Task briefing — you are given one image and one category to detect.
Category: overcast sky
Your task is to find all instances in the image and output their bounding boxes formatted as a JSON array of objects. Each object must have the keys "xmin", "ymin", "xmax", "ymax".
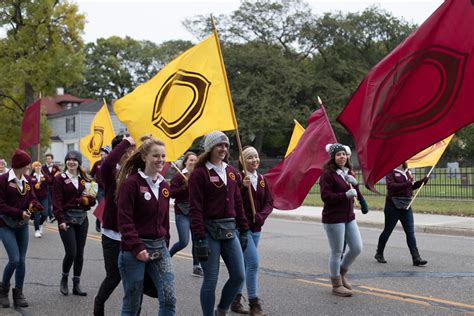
[{"xmin": 76, "ymin": 0, "xmax": 444, "ymax": 44}]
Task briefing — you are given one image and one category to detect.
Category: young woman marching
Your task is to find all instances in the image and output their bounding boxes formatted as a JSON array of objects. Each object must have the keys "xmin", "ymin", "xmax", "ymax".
[
  {"xmin": 30, "ymin": 161, "xmax": 51, "ymax": 238},
  {"xmin": 374, "ymin": 162, "xmax": 429, "ymax": 266},
  {"xmin": 231, "ymin": 146, "xmax": 273, "ymax": 316},
  {"xmin": 117, "ymin": 135, "xmax": 176, "ymax": 316},
  {"xmin": 319, "ymin": 143, "xmax": 368, "ymax": 297},
  {"xmin": 42, "ymin": 153, "xmax": 60, "ymax": 222},
  {"xmin": 53, "ymin": 151, "xmax": 96, "ymax": 297},
  {"xmin": 169, "ymin": 151, "xmax": 204, "ymax": 277},
  {"xmin": 188, "ymin": 130, "xmax": 249, "ymax": 316},
  {"xmin": 0, "ymin": 149, "xmax": 43, "ymax": 308},
  {"xmin": 93, "ymin": 135, "xmax": 135, "ymax": 316}
]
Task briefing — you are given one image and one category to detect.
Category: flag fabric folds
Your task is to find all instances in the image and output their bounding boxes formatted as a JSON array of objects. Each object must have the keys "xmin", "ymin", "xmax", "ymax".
[
  {"xmin": 19, "ymin": 99, "xmax": 41, "ymax": 150},
  {"xmin": 265, "ymin": 107, "xmax": 337, "ymax": 210},
  {"xmin": 80, "ymin": 103, "xmax": 116, "ymax": 166},
  {"xmin": 114, "ymin": 33, "xmax": 237, "ymax": 162},
  {"xmin": 407, "ymin": 134, "xmax": 454, "ymax": 169},
  {"xmin": 337, "ymin": 0, "xmax": 474, "ymax": 190},
  {"xmin": 285, "ymin": 119, "xmax": 305, "ymax": 157}
]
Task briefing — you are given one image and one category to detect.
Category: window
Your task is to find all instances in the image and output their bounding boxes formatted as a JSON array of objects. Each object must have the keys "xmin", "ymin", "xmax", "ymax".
[
  {"xmin": 67, "ymin": 143, "xmax": 75, "ymax": 152},
  {"xmin": 66, "ymin": 117, "xmax": 75, "ymax": 133}
]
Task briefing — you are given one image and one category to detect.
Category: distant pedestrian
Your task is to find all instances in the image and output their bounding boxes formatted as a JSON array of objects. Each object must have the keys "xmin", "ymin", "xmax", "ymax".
[
  {"xmin": 188, "ymin": 131, "xmax": 249, "ymax": 316},
  {"xmin": 319, "ymin": 143, "xmax": 367, "ymax": 297},
  {"xmin": 231, "ymin": 146, "xmax": 273, "ymax": 316},
  {"xmin": 29, "ymin": 161, "xmax": 51, "ymax": 238},
  {"xmin": 42, "ymin": 153, "xmax": 60, "ymax": 222},
  {"xmin": 93, "ymin": 135, "xmax": 135, "ymax": 316},
  {"xmin": 0, "ymin": 149, "xmax": 43, "ymax": 308},
  {"xmin": 53, "ymin": 151, "xmax": 96, "ymax": 297},
  {"xmin": 374, "ymin": 162, "xmax": 429, "ymax": 266},
  {"xmin": 117, "ymin": 135, "xmax": 176, "ymax": 316},
  {"xmin": 0, "ymin": 159, "xmax": 9, "ymax": 175},
  {"xmin": 90, "ymin": 146, "xmax": 110, "ymax": 232},
  {"xmin": 169, "ymin": 151, "xmax": 205, "ymax": 277}
]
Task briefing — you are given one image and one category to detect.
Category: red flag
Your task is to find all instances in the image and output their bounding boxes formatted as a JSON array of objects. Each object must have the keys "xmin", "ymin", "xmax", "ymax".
[
  {"xmin": 160, "ymin": 162, "xmax": 171, "ymax": 177},
  {"xmin": 93, "ymin": 199, "xmax": 106, "ymax": 223},
  {"xmin": 265, "ymin": 106, "xmax": 337, "ymax": 210},
  {"xmin": 19, "ymin": 99, "xmax": 41, "ymax": 150},
  {"xmin": 337, "ymin": 0, "xmax": 474, "ymax": 191}
]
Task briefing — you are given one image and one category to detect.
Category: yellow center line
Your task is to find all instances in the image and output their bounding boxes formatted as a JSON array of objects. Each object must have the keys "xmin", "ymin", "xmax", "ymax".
[{"xmin": 44, "ymin": 226, "xmax": 102, "ymax": 241}]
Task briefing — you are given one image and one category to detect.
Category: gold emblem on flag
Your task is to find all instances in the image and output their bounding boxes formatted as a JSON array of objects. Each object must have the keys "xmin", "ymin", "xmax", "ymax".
[{"xmin": 88, "ymin": 126, "xmax": 104, "ymax": 158}]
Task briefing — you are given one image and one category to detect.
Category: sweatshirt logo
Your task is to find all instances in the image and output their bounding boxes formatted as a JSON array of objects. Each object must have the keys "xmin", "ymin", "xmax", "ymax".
[
  {"xmin": 162, "ymin": 188, "xmax": 169, "ymax": 198},
  {"xmin": 259, "ymin": 179, "xmax": 265, "ymax": 188},
  {"xmin": 228, "ymin": 172, "xmax": 236, "ymax": 181}
]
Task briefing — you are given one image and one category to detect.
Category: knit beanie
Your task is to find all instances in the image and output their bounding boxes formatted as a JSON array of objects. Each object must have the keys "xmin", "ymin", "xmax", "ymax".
[
  {"xmin": 65, "ymin": 150, "xmax": 83, "ymax": 166},
  {"xmin": 239, "ymin": 146, "xmax": 258, "ymax": 165},
  {"xmin": 203, "ymin": 131, "xmax": 230, "ymax": 153},
  {"xmin": 11, "ymin": 149, "xmax": 31, "ymax": 169},
  {"xmin": 325, "ymin": 143, "xmax": 347, "ymax": 159},
  {"xmin": 100, "ymin": 145, "xmax": 111, "ymax": 154}
]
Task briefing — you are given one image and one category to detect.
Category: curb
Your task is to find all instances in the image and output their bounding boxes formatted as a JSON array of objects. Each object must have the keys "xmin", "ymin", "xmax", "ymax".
[{"xmin": 269, "ymin": 213, "xmax": 474, "ymax": 238}]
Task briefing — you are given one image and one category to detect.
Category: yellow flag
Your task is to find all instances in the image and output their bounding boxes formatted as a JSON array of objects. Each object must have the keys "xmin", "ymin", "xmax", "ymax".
[
  {"xmin": 285, "ymin": 119, "xmax": 305, "ymax": 157},
  {"xmin": 80, "ymin": 103, "xmax": 116, "ymax": 166},
  {"xmin": 407, "ymin": 134, "xmax": 454, "ymax": 168},
  {"xmin": 114, "ymin": 33, "xmax": 237, "ymax": 161}
]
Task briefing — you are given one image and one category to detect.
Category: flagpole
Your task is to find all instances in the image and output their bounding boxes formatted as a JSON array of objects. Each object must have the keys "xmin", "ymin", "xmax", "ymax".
[
  {"xmin": 405, "ymin": 165, "xmax": 435, "ymax": 210},
  {"xmin": 37, "ymin": 92, "xmax": 42, "ymax": 161},
  {"xmin": 211, "ymin": 15, "xmax": 257, "ymax": 222},
  {"xmin": 171, "ymin": 162, "xmax": 187, "ymax": 180}
]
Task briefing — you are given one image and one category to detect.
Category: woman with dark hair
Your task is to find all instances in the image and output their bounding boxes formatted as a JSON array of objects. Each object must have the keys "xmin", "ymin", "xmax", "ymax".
[
  {"xmin": 374, "ymin": 162, "xmax": 429, "ymax": 266},
  {"xmin": 117, "ymin": 135, "xmax": 176, "ymax": 316},
  {"xmin": 53, "ymin": 150, "xmax": 96, "ymax": 297},
  {"xmin": 169, "ymin": 151, "xmax": 204, "ymax": 277},
  {"xmin": 93, "ymin": 135, "xmax": 135, "ymax": 316},
  {"xmin": 319, "ymin": 143, "xmax": 368, "ymax": 297},
  {"xmin": 188, "ymin": 130, "xmax": 249, "ymax": 316},
  {"xmin": 0, "ymin": 149, "xmax": 43, "ymax": 308}
]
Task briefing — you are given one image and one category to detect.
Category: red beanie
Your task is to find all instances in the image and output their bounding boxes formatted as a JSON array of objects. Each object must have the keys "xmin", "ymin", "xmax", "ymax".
[{"xmin": 11, "ymin": 149, "xmax": 31, "ymax": 169}]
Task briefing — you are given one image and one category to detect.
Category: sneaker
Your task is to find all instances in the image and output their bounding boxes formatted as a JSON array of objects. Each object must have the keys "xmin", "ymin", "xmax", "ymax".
[
  {"xmin": 192, "ymin": 266, "xmax": 204, "ymax": 277},
  {"xmin": 34, "ymin": 230, "xmax": 42, "ymax": 238},
  {"xmin": 49, "ymin": 216, "xmax": 56, "ymax": 223},
  {"xmin": 39, "ymin": 225, "xmax": 44, "ymax": 234}
]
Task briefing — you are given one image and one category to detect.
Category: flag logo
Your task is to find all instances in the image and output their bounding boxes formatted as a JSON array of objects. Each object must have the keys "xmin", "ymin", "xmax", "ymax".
[
  {"xmin": 152, "ymin": 70, "xmax": 211, "ymax": 139},
  {"xmin": 371, "ymin": 45, "xmax": 467, "ymax": 139},
  {"xmin": 88, "ymin": 126, "xmax": 105, "ymax": 158}
]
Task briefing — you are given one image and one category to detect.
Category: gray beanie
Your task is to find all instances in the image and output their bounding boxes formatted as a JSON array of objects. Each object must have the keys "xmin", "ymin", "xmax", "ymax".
[
  {"xmin": 65, "ymin": 150, "xmax": 83, "ymax": 166},
  {"xmin": 203, "ymin": 131, "xmax": 230, "ymax": 153}
]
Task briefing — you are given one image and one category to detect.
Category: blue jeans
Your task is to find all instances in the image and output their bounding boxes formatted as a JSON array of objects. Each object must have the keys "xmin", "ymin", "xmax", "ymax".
[
  {"xmin": 34, "ymin": 198, "xmax": 49, "ymax": 230},
  {"xmin": 237, "ymin": 231, "xmax": 261, "ymax": 299},
  {"xmin": 323, "ymin": 220, "xmax": 363, "ymax": 277},
  {"xmin": 0, "ymin": 225, "xmax": 29, "ymax": 289},
  {"xmin": 200, "ymin": 232, "xmax": 245, "ymax": 316},
  {"xmin": 47, "ymin": 186, "xmax": 54, "ymax": 218},
  {"xmin": 169, "ymin": 214, "xmax": 198, "ymax": 266},
  {"xmin": 118, "ymin": 250, "xmax": 176, "ymax": 316},
  {"xmin": 377, "ymin": 199, "xmax": 417, "ymax": 253}
]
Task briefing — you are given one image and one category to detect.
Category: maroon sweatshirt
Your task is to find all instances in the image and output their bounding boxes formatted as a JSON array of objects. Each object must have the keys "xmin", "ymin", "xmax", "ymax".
[
  {"xmin": 170, "ymin": 172, "xmax": 189, "ymax": 215},
  {"xmin": 101, "ymin": 139, "xmax": 132, "ymax": 232},
  {"xmin": 238, "ymin": 171, "xmax": 274, "ymax": 232},
  {"xmin": 319, "ymin": 169, "xmax": 364, "ymax": 224},
  {"xmin": 29, "ymin": 173, "xmax": 51, "ymax": 200},
  {"xmin": 117, "ymin": 173, "xmax": 171, "ymax": 257},
  {"xmin": 0, "ymin": 172, "xmax": 40, "ymax": 227},
  {"xmin": 53, "ymin": 172, "xmax": 96, "ymax": 225},
  {"xmin": 386, "ymin": 169, "xmax": 424, "ymax": 200},
  {"xmin": 188, "ymin": 164, "xmax": 249, "ymax": 239},
  {"xmin": 42, "ymin": 164, "xmax": 60, "ymax": 185},
  {"xmin": 90, "ymin": 159, "xmax": 104, "ymax": 189}
]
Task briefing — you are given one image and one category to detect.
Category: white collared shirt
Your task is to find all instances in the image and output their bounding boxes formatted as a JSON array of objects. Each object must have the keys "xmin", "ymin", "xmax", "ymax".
[
  {"xmin": 245, "ymin": 170, "xmax": 258, "ymax": 191},
  {"xmin": 101, "ymin": 228, "xmax": 122, "ymax": 241},
  {"xmin": 8, "ymin": 169, "xmax": 28, "ymax": 190},
  {"xmin": 65, "ymin": 170, "xmax": 80, "ymax": 189},
  {"xmin": 206, "ymin": 161, "xmax": 228, "ymax": 185},
  {"xmin": 46, "ymin": 163, "xmax": 53, "ymax": 173},
  {"xmin": 33, "ymin": 172, "xmax": 43, "ymax": 181},
  {"xmin": 138, "ymin": 169, "xmax": 164, "ymax": 200},
  {"xmin": 394, "ymin": 168, "xmax": 408, "ymax": 180}
]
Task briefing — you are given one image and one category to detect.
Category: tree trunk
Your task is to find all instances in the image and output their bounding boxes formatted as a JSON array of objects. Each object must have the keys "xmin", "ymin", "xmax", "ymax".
[{"xmin": 254, "ymin": 130, "xmax": 264, "ymax": 153}]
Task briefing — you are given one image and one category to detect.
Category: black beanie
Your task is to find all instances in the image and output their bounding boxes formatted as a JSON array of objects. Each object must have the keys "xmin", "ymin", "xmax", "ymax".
[{"xmin": 65, "ymin": 150, "xmax": 83, "ymax": 166}]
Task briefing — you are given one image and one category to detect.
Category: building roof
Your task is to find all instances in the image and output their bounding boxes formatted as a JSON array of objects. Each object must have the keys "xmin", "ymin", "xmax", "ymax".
[
  {"xmin": 47, "ymin": 100, "xmax": 115, "ymax": 119},
  {"xmin": 41, "ymin": 94, "xmax": 96, "ymax": 115}
]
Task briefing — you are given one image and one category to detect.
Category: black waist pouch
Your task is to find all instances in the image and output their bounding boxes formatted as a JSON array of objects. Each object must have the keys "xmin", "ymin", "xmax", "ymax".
[
  {"xmin": 0, "ymin": 215, "xmax": 28, "ymax": 229},
  {"xmin": 204, "ymin": 218, "xmax": 236, "ymax": 240},
  {"xmin": 64, "ymin": 209, "xmax": 87, "ymax": 225},
  {"xmin": 141, "ymin": 237, "xmax": 166, "ymax": 260},
  {"xmin": 391, "ymin": 197, "xmax": 412, "ymax": 210},
  {"xmin": 176, "ymin": 201, "xmax": 189, "ymax": 215}
]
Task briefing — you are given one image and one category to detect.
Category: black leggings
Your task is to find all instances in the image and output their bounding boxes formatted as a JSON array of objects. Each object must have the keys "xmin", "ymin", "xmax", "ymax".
[
  {"xmin": 59, "ymin": 217, "xmax": 88, "ymax": 277},
  {"xmin": 96, "ymin": 234, "xmax": 121, "ymax": 305}
]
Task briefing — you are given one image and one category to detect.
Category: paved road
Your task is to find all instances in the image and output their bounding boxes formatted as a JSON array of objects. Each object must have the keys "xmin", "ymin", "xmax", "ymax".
[{"xmin": 0, "ymin": 213, "xmax": 473, "ymax": 315}]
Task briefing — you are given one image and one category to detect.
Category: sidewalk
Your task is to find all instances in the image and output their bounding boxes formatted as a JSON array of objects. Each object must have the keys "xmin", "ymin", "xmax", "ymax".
[{"xmin": 270, "ymin": 206, "xmax": 474, "ymax": 237}]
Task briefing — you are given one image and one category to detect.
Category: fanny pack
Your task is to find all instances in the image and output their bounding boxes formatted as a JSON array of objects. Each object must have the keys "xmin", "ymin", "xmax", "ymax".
[
  {"xmin": 141, "ymin": 237, "xmax": 166, "ymax": 261},
  {"xmin": 204, "ymin": 218, "xmax": 236, "ymax": 240},
  {"xmin": 0, "ymin": 214, "xmax": 28, "ymax": 229},
  {"xmin": 64, "ymin": 209, "xmax": 87, "ymax": 225},
  {"xmin": 391, "ymin": 197, "xmax": 412, "ymax": 210},
  {"xmin": 176, "ymin": 201, "xmax": 189, "ymax": 215}
]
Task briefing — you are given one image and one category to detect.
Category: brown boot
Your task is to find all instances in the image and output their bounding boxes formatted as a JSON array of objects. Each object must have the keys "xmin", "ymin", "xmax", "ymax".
[
  {"xmin": 12, "ymin": 288, "xmax": 28, "ymax": 307},
  {"xmin": 231, "ymin": 294, "xmax": 249, "ymax": 314},
  {"xmin": 330, "ymin": 276, "xmax": 352, "ymax": 297},
  {"xmin": 0, "ymin": 282, "xmax": 10, "ymax": 308},
  {"xmin": 249, "ymin": 297, "xmax": 267, "ymax": 316},
  {"xmin": 340, "ymin": 267, "xmax": 352, "ymax": 290}
]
